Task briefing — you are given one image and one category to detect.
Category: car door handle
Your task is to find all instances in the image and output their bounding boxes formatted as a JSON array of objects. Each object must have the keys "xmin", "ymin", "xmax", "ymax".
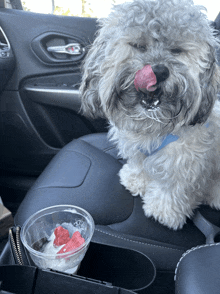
[
  {"xmin": 32, "ymin": 32, "xmax": 87, "ymax": 64},
  {"xmin": 47, "ymin": 43, "xmax": 85, "ymax": 55}
]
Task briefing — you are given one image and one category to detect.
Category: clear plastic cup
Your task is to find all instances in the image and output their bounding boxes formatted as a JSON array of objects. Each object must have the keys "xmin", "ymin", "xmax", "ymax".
[{"xmin": 21, "ymin": 205, "xmax": 95, "ymax": 274}]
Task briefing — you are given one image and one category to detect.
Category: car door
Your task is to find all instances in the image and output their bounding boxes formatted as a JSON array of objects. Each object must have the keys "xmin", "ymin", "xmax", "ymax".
[{"xmin": 0, "ymin": 2, "xmax": 107, "ymax": 176}]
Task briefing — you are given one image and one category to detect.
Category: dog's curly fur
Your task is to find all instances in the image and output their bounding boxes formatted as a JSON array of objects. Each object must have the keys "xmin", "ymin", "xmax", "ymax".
[{"xmin": 80, "ymin": 0, "xmax": 220, "ymax": 229}]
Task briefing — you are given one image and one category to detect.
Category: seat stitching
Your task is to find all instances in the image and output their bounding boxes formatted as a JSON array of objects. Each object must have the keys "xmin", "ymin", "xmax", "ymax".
[
  {"xmin": 79, "ymin": 137, "xmax": 116, "ymax": 153},
  {"xmin": 103, "ymin": 146, "xmax": 117, "ymax": 152},
  {"xmin": 95, "ymin": 228, "xmax": 184, "ymax": 252}
]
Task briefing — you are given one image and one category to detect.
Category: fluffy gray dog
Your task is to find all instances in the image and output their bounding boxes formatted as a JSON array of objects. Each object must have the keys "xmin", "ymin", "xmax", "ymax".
[{"xmin": 80, "ymin": 0, "xmax": 220, "ymax": 230}]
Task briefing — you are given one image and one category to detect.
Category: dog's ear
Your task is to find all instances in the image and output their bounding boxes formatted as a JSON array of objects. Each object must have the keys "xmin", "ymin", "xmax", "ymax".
[
  {"xmin": 190, "ymin": 49, "xmax": 220, "ymax": 126},
  {"xmin": 80, "ymin": 40, "xmax": 107, "ymax": 119}
]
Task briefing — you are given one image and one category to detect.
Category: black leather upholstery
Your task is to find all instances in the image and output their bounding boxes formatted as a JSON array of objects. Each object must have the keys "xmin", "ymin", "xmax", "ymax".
[
  {"xmin": 14, "ymin": 133, "xmax": 207, "ymax": 271},
  {"xmin": 175, "ymin": 243, "xmax": 220, "ymax": 294}
]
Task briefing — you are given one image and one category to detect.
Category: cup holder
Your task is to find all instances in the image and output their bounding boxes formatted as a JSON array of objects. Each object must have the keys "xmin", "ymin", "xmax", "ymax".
[
  {"xmin": 0, "ymin": 241, "xmax": 156, "ymax": 294},
  {"xmin": 78, "ymin": 242, "xmax": 156, "ymax": 292}
]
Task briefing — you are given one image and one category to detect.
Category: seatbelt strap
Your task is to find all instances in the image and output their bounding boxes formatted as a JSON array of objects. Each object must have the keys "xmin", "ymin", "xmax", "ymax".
[{"xmin": 193, "ymin": 211, "xmax": 220, "ymax": 244}]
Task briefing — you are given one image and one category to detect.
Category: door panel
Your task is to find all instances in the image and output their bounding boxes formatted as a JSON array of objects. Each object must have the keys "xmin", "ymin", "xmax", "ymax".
[
  {"xmin": 1, "ymin": 9, "xmax": 98, "ymax": 89},
  {"xmin": 0, "ymin": 26, "xmax": 15, "ymax": 92},
  {"xmin": 0, "ymin": 8, "xmax": 107, "ymax": 175}
]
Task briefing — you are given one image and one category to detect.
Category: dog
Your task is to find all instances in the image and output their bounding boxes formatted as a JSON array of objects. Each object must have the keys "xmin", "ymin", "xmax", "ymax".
[{"xmin": 80, "ymin": 0, "xmax": 220, "ymax": 230}]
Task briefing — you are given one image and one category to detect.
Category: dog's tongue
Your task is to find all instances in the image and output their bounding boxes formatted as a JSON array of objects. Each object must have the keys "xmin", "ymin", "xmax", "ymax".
[{"xmin": 134, "ymin": 65, "xmax": 157, "ymax": 92}]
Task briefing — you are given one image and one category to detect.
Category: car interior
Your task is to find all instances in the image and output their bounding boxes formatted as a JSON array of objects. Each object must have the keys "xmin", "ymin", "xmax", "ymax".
[{"xmin": 0, "ymin": 0, "xmax": 220, "ymax": 293}]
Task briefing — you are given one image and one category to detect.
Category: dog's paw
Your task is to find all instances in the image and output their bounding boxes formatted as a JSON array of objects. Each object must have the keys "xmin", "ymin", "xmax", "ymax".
[
  {"xmin": 119, "ymin": 163, "xmax": 148, "ymax": 197},
  {"xmin": 206, "ymin": 181, "xmax": 220, "ymax": 210},
  {"xmin": 142, "ymin": 188, "xmax": 189, "ymax": 230},
  {"xmin": 142, "ymin": 201, "xmax": 187, "ymax": 230}
]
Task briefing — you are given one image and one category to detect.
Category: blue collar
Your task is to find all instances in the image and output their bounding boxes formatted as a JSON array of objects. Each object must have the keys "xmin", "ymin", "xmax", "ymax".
[
  {"xmin": 140, "ymin": 134, "xmax": 179, "ymax": 156},
  {"xmin": 140, "ymin": 122, "xmax": 209, "ymax": 156}
]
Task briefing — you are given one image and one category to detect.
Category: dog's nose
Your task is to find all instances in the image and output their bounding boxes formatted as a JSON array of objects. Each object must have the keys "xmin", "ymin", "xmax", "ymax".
[{"xmin": 152, "ymin": 65, "xmax": 169, "ymax": 84}]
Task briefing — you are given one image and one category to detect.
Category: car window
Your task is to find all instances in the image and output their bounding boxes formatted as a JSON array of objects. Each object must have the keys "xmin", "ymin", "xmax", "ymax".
[
  {"xmin": 20, "ymin": 0, "xmax": 219, "ymax": 20},
  {"xmin": 193, "ymin": 0, "xmax": 220, "ymax": 20},
  {"xmin": 21, "ymin": 0, "xmax": 128, "ymax": 17}
]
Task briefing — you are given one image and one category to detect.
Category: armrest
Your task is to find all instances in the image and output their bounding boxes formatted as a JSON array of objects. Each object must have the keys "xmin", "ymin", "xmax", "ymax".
[{"xmin": 175, "ymin": 243, "xmax": 220, "ymax": 294}]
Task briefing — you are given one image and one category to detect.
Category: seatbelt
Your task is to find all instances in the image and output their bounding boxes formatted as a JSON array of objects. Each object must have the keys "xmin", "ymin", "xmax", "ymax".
[{"xmin": 193, "ymin": 211, "xmax": 220, "ymax": 244}]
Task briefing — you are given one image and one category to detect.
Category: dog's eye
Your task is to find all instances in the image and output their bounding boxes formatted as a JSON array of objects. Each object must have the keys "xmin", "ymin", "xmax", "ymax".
[
  {"xmin": 170, "ymin": 48, "xmax": 183, "ymax": 55},
  {"xmin": 129, "ymin": 43, "xmax": 147, "ymax": 52}
]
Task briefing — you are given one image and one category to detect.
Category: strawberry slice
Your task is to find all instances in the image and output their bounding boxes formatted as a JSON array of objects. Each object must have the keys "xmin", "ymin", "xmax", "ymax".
[
  {"xmin": 57, "ymin": 231, "xmax": 85, "ymax": 255},
  {"xmin": 53, "ymin": 226, "xmax": 70, "ymax": 247}
]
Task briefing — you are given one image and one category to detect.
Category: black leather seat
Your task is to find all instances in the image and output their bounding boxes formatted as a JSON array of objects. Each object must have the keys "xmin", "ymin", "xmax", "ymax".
[
  {"xmin": 175, "ymin": 243, "xmax": 220, "ymax": 294},
  {"xmin": 14, "ymin": 133, "xmax": 212, "ymax": 271}
]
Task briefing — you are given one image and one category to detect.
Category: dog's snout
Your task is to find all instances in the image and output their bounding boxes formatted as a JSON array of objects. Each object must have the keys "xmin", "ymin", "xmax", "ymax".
[{"xmin": 152, "ymin": 65, "xmax": 169, "ymax": 84}]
